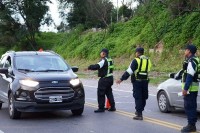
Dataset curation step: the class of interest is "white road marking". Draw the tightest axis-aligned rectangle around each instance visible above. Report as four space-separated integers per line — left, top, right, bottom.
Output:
115 102 134 104
84 85 97 88
114 96 130 98
84 85 156 96
85 98 97 101
0 130 4 133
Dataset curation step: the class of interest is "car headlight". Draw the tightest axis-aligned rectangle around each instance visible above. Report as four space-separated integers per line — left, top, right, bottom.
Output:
70 79 80 86
19 79 39 87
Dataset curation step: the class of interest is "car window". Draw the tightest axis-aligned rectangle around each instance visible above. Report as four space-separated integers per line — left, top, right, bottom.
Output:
4 57 11 68
0 55 12 69
174 69 183 80
4 60 11 68
14 55 70 72
0 55 8 68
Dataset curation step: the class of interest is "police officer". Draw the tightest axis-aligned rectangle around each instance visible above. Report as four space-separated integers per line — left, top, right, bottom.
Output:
87 48 116 113
116 47 151 120
181 44 199 132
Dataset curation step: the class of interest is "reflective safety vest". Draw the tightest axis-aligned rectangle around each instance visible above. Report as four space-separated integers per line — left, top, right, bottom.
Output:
104 57 114 77
135 55 151 80
182 57 200 92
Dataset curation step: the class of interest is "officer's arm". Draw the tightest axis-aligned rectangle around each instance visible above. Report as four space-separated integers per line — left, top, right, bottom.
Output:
120 59 138 81
184 61 196 90
88 59 105 70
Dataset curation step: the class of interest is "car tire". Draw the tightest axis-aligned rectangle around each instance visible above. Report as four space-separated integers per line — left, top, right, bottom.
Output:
71 107 84 116
0 103 2 110
157 91 172 113
8 93 21 119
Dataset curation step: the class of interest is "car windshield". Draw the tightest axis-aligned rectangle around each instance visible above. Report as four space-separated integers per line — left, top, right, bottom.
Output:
14 55 70 72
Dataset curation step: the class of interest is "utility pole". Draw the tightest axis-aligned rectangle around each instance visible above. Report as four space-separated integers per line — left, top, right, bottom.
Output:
117 0 119 22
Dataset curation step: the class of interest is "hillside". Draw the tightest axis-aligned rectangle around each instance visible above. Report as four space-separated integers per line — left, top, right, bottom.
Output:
44 3 200 73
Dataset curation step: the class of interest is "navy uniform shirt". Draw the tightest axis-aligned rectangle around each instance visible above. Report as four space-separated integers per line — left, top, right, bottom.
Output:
120 59 138 82
88 58 109 77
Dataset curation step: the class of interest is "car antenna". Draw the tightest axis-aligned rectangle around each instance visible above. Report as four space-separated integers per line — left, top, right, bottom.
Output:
29 41 38 55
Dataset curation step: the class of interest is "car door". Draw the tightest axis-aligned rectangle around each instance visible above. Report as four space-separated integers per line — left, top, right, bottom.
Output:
169 70 184 108
173 77 200 111
172 80 184 108
0 55 8 101
197 90 200 111
0 56 12 101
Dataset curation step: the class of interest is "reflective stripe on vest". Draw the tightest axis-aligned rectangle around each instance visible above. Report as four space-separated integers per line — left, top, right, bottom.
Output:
105 57 114 77
182 82 199 92
135 55 151 80
182 57 200 92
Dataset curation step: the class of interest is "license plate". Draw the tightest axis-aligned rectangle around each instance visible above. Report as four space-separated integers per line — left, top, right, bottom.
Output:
49 96 62 103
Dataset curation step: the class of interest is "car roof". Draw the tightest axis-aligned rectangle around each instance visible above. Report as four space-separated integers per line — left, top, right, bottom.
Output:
6 51 57 56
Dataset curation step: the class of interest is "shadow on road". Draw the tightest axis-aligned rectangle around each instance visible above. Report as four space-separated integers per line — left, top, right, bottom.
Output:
0 106 83 120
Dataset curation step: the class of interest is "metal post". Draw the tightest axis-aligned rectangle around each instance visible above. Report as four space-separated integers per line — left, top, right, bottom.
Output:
117 0 119 22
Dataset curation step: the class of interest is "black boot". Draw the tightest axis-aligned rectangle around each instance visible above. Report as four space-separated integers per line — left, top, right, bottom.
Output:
135 111 138 116
94 108 105 113
133 112 143 120
181 124 196 132
108 107 116 111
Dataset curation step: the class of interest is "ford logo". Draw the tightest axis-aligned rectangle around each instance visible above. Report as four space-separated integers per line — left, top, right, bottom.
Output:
52 81 58 84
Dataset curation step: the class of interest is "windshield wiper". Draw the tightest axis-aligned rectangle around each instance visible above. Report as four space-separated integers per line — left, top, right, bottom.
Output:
18 69 35 72
34 69 65 72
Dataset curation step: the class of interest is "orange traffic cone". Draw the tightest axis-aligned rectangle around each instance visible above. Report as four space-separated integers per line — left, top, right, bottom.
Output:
105 98 111 110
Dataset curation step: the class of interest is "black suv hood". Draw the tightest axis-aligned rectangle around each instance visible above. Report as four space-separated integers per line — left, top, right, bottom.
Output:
16 69 77 81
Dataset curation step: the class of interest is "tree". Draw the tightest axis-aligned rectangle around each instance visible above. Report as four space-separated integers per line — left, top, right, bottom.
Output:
0 1 21 47
58 0 88 29
158 0 200 16
133 0 150 4
85 0 114 27
118 4 133 20
58 0 114 29
0 0 52 49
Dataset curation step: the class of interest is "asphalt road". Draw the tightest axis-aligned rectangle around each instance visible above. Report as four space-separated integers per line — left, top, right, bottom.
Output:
0 78 199 133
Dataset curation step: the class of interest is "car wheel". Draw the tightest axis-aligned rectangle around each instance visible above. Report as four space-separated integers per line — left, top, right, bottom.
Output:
0 103 2 110
158 91 171 113
71 107 84 116
8 93 21 119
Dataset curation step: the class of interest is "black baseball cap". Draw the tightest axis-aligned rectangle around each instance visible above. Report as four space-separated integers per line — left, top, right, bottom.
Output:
101 48 109 55
135 47 144 54
185 44 197 54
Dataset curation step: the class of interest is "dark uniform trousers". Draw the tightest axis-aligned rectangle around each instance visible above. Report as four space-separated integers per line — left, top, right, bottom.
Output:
184 92 198 125
132 80 149 114
97 76 115 109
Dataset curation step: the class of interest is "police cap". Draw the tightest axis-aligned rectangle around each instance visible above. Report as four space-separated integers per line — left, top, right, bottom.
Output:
185 44 197 54
101 48 109 55
135 47 144 54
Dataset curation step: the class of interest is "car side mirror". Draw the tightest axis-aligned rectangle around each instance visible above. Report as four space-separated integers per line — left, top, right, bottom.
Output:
8 67 13 75
71 66 79 72
169 73 175 78
0 68 8 76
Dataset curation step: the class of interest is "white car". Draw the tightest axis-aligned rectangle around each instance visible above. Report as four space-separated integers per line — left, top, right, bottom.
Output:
157 70 200 113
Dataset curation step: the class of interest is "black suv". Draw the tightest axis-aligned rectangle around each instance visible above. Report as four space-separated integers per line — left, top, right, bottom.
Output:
0 51 85 119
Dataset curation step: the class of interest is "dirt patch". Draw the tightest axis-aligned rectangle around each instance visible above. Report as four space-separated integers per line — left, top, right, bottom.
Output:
77 70 169 84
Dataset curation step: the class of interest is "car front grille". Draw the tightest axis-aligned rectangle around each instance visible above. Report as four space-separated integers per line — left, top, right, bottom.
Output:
34 87 75 101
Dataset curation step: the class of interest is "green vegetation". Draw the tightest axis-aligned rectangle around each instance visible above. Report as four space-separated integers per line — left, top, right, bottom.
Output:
48 10 200 73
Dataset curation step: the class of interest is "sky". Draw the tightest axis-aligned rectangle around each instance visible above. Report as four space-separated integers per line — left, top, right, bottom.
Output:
40 0 60 32
40 0 138 32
